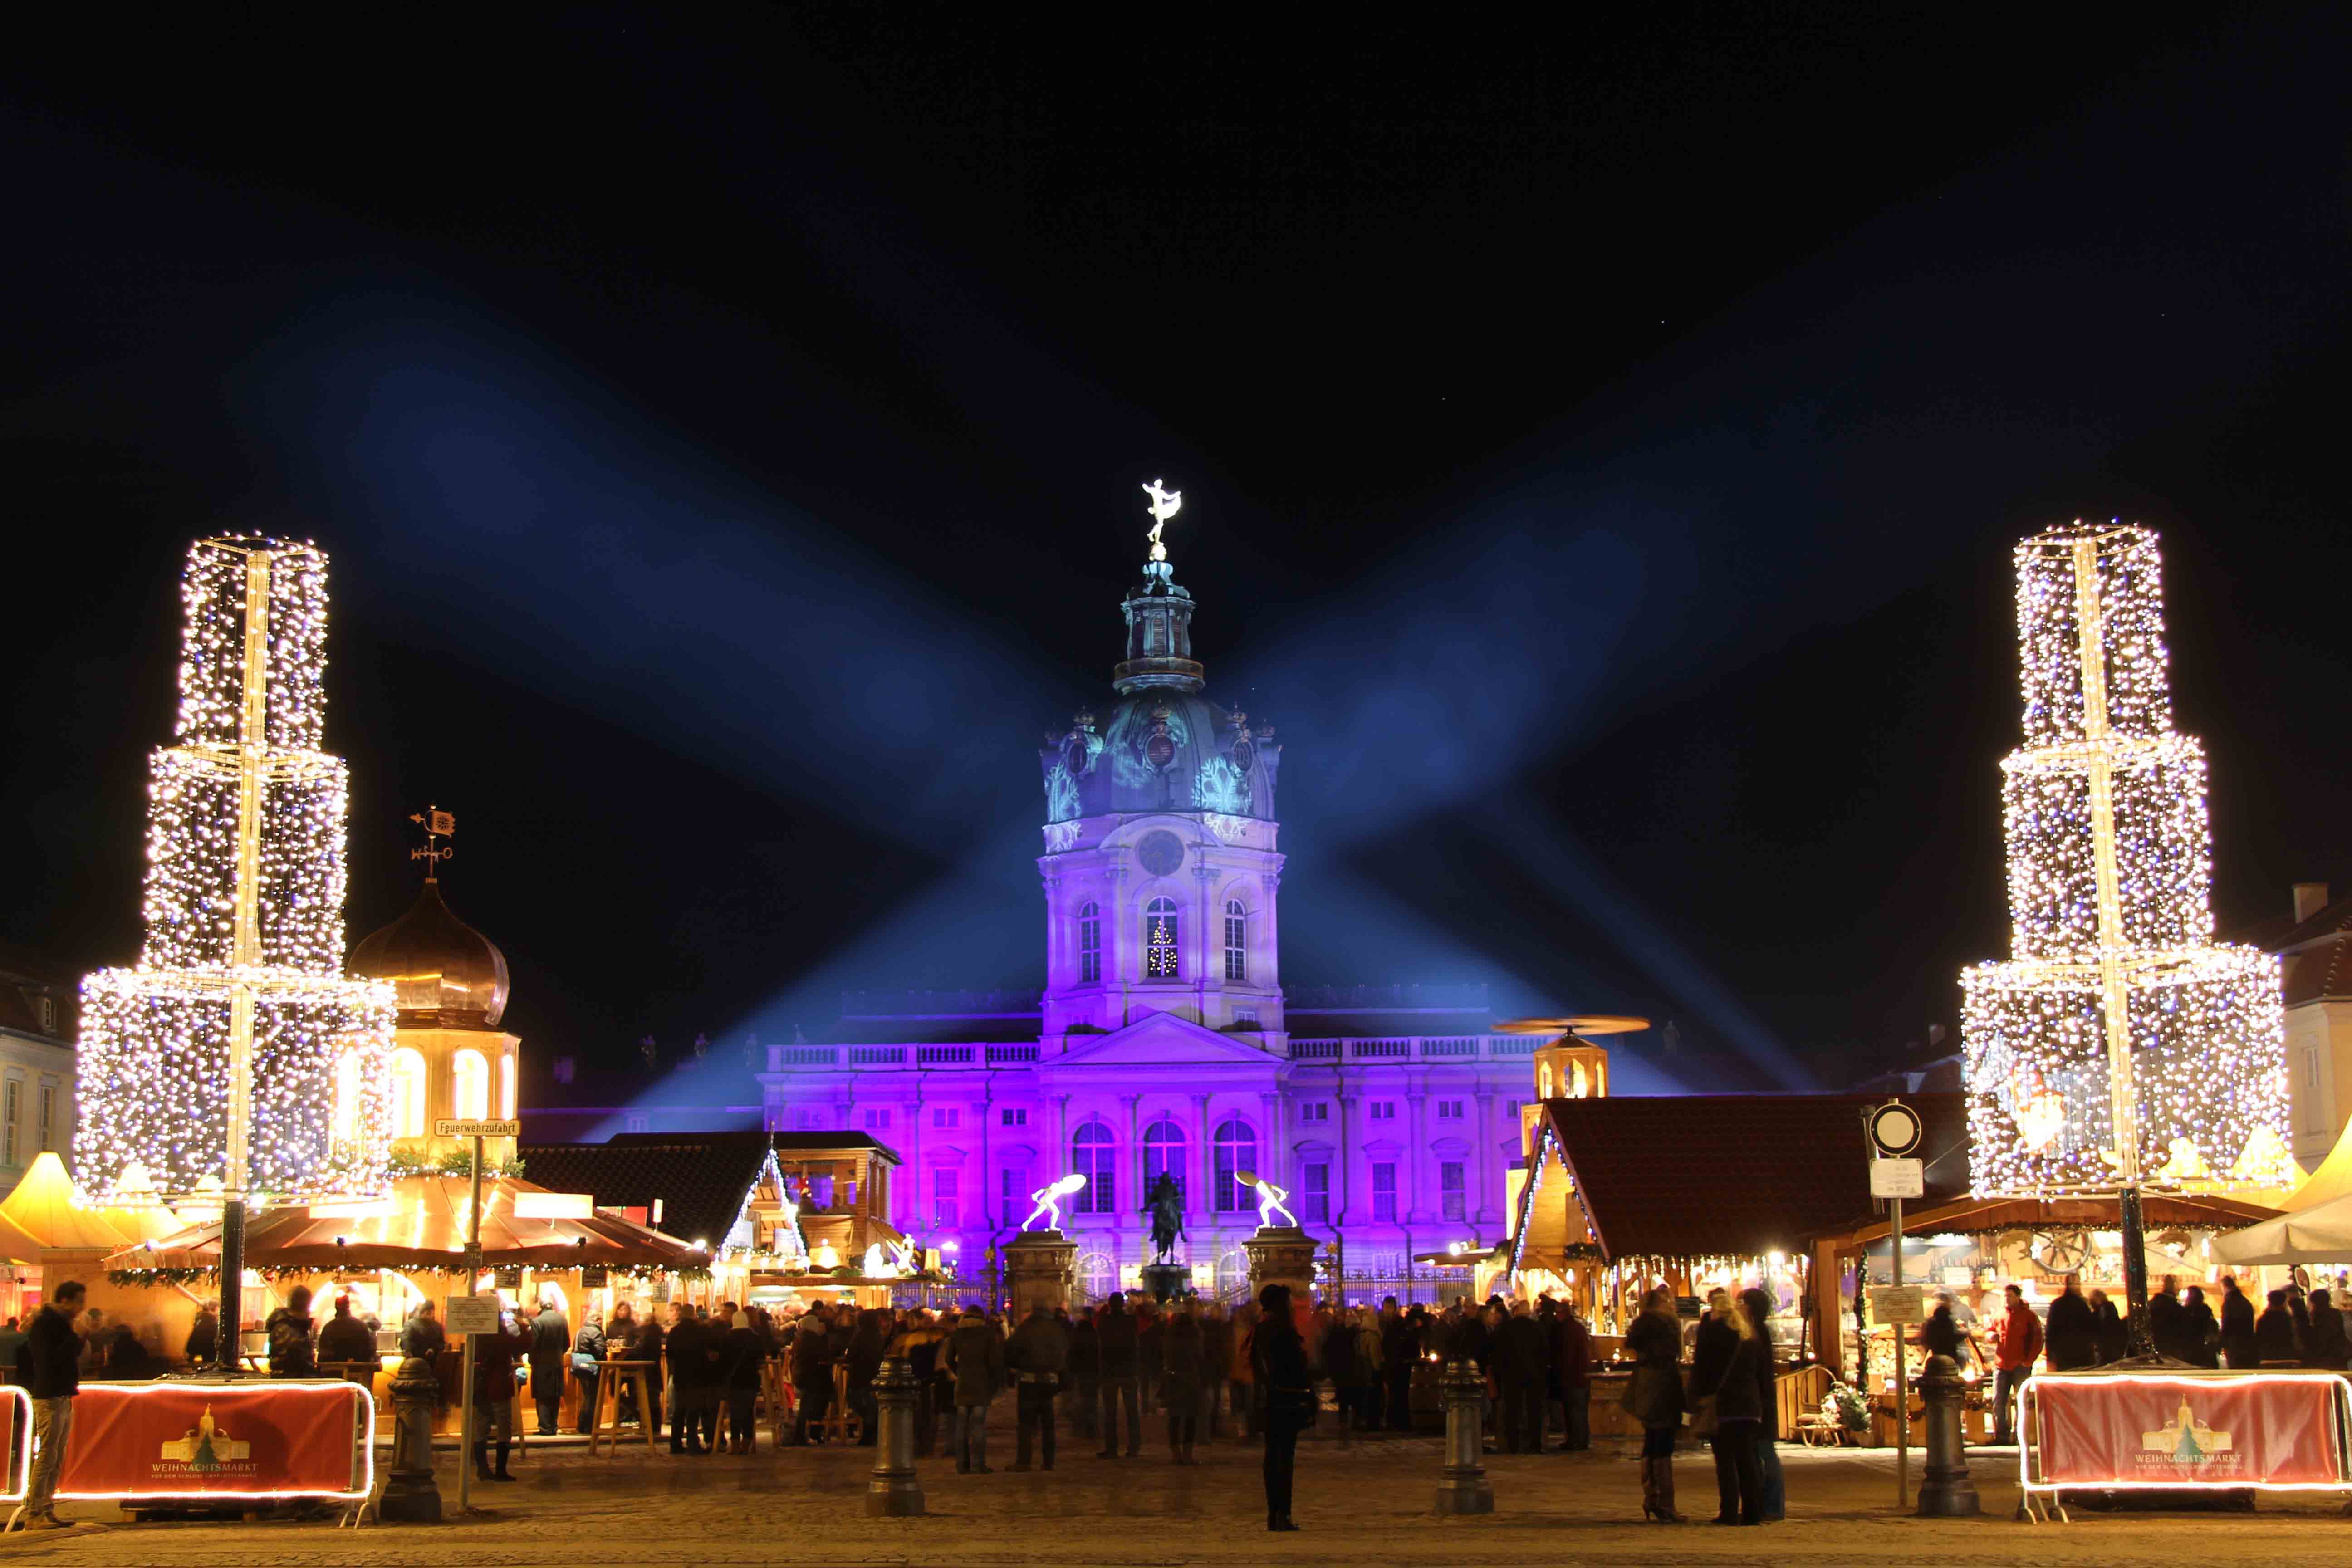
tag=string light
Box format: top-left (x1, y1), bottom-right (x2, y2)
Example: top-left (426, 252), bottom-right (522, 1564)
top-left (1963, 522), bottom-right (2289, 1196)
top-left (77, 538), bottom-right (395, 1205)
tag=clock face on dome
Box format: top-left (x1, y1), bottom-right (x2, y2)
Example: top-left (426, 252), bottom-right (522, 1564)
top-left (1136, 830), bottom-right (1185, 878)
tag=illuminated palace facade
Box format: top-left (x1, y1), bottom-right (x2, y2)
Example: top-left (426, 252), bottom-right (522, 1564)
top-left (755, 530), bottom-right (1545, 1301)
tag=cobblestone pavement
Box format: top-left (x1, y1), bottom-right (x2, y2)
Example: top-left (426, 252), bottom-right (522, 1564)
top-left (2, 1422), bottom-right (2347, 1566)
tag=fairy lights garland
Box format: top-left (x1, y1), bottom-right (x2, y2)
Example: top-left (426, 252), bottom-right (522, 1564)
top-left (77, 538), bottom-right (395, 1206)
top-left (1963, 523), bottom-right (2289, 1196)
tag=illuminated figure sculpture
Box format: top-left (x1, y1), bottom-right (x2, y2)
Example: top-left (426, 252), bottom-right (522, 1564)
top-left (1961, 522), bottom-right (2289, 1196)
top-left (1233, 1169), bottom-right (1298, 1229)
top-left (1141, 477), bottom-right (1181, 561)
top-left (1024, 1173), bottom-right (1087, 1232)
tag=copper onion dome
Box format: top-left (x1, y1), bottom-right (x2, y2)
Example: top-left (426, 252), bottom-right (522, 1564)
top-left (349, 875), bottom-right (510, 1028)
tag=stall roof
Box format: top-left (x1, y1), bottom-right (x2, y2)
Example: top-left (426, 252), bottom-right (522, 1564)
top-left (518, 1138), bottom-right (780, 1250)
top-left (1542, 1093), bottom-right (1970, 1261)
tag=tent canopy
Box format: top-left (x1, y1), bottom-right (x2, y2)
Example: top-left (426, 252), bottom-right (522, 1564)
top-left (103, 1174), bottom-right (710, 1275)
top-left (0, 1152), bottom-right (132, 1253)
top-left (2213, 1191), bottom-right (2352, 1265)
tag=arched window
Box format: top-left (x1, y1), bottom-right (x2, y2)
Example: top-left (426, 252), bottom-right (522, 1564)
top-left (452, 1048), bottom-right (489, 1121)
top-left (1144, 897), bottom-right (1180, 980)
top-left (1213, 1117), bottom-right (1257, 1212)
top-left (1142, 1116), bottom-right (1185, 1209)
top-left (1073, 1121), bottom-right (1116, 1213)
top-left (332, 1050), bottom-right (363, 1151)
top-left (1077, 902), bottom-right (1101, 984)
top-left (1224, 900), bottom-right (1247, 981)
top-left (500, 1053), bottom-right (517, 1118)
top-left (391, 1048), bottom-right (427, 1139)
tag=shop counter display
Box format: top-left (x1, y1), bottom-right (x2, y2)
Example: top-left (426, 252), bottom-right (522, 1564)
top-left (52, 1378), bottom-right (372, 1510)
top-left (2019, 1369), bottom-right (2352, 1521)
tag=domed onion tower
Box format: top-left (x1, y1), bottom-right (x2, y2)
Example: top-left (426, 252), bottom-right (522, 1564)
top-left (1035, 483), bottom-right (1285, 1047)
top-left (349, 808), bottom-right (520, 1167)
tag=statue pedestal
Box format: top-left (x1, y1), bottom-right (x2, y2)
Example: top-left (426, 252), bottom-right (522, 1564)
top-left (1244, 1225), bottom-right (1318, 1306)
top-left (1004, 1230), bottom-right (1078, 1318)
top-left (1140, 1262), bottom-right (1191, 1303)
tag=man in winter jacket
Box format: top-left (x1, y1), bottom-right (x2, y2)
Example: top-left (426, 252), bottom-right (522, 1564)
top-left (1095, 1295), bottom-right (1141, 1457)
top-left (317, 1294), bottom-right (377, 1366)
top-left (526, 1298), bottom-right (571, 1435)
top-left (265, 1285), bottom-right (318, 1377)
top-left (943, 1308), bottom-right (1006, 1472)
top-left (23, 1281), bottom-right (86, 1529)
top-left (2043, 1277), bottom-right (2098, 1370)
top-left (1991, 1285), bottom-right (2043, 1445)
top-left (1005, 1302), bottom-right (1070, 1470)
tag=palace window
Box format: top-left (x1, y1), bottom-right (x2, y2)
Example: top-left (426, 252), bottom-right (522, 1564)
top-left (1078, 901), bottom-right (1101, 983)
top-left (1437, 1099), bottom-right (1463, 1120)
top-left (1002, 1163), bottom-right (1029, 1217)
top-left (1224, 901), bottom-right (1247, 981)
top-left (624, 1113), bottom-right (649, 1134)
top-left (863, 1107), bottom-right (892, 1130)
top-left (453, 1048), bottom-right (489, 1121)
top-left (1073, 1121), bottom-right (1116, 1213)
top-left (931, 1166), bottom-right (959, 1229)
top-left (1369, 1101), bottom-right (1396, 1122)
top-left (932, 1107), bottom-right (959, 1129)
top-left (391, 1048), bottom-right (427, 1138)
top-left (1002, 1107), bottom-right (1027, 1127)
top-left (3, 1081), bottom-right (18, 1165)
top-left (1299, 1102), bottom-right (1328, 1123)
top-left (1142, 1117), bottom-right (1186, 1207)
top-left (1372, 1162), bottom-right (1397, 1223)
top-left (37, 1086), bottom-right (52, 1153)
top-left (1213, 1118), bottom-right (1257, 1212)
top-left (1144, 897), bottom-right (1180, 979)
top-left (1303, 1161), bottom-right (1330, 1222)
top-left (1441, 1160), bottom-right (1466, 1221)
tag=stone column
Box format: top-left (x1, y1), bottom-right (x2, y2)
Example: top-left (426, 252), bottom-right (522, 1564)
top-left (1005, 1230), bottom-right (1079, 1320)
top-left (1406, 1086), bottom-right (1434, 1224)
top-left (1122, 1092), bottom-right (1141, 1275)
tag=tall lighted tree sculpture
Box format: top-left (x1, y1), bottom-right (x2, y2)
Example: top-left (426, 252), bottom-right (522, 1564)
top-left (77, 538), bottom-right (394, 1354)
top-left (1963, 522), bottom-right (2290, 1218)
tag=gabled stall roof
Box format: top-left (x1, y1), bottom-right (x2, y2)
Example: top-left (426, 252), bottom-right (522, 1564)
top-left (518, 1138), bottom-right (779, 1250)
top-left (1542, 1093), bottom-right (1970, 1261)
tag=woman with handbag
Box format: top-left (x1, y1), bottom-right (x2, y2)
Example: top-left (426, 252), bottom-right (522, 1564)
top-left (1695, 1294), bottom-right (1768, 1525)
top-left (1620, 1286), bottom-right (1686, 1521)
top-left (1249, 1284), bottom-right (1312, 1531)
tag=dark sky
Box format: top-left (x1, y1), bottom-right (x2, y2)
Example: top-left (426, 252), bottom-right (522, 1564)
top-left (6, 9), bottom-right (2349, 1091)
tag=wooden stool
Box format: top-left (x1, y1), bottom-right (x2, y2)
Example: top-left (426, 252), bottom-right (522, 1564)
top-left (589, 1361), bottom-right (659, 1457)
top-left (819, 1363), bottom-right (859, 1445)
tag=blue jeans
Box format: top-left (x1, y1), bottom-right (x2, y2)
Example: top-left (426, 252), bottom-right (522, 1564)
top-left (1993, 1367), bottom-right (2027, 1443)
top-left (954, 1403), bottom-right (989, 1469)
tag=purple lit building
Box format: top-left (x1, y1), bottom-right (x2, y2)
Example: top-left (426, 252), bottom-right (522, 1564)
top-left (743, 536), bottom-right (1547, 1301)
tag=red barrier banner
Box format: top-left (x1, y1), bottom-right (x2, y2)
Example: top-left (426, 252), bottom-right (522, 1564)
top-left (2029, 1372), bottom-right (2348, 1490)
top-left (0, 1387), bottom-right (27, 1501)
top-left (56, 1380), bottom-right (371, 1501)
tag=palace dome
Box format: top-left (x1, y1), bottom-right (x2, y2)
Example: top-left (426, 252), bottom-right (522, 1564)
top-left (349, 876), bottom-right (510, 1028)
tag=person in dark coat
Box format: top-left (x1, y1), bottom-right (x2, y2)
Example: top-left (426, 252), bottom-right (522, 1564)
top-left (2255, 1289), bottom-right (2300, 1364)
top-left (184, 1299), bottom-right (220, 1368)
top-left (317, 1294), bottom-right (376, 1367)
top-left (2220, 1276), bottom-right (2258, 1368)
top-left (2043, 1278), bottom-right (2097, 1370)
top-left (2087, 1289), bottom-right (2127, 1365)
top-left (2308, 1289), bottom-right (2351, 1370)
top-left (1737, 1285), bottom-right (1785, 1522)
top-left (631, 1308), bottom-right (669, 1443)
top-left (1095, 1294), bottom-right (1142, 1458)
top-left (1160, 1304), bottom-right (1205, 1463)
top-left (1067, 1307), bottom-right (1102, 1441)
top-left (265, 1285), bottom-right (318, 1377)
top-left (718, 1311), bottom-right (764, 1453)
top-left (788, 1304), bottom-right (831, 1444)
top-left (24, 1281), bottom-right (87, 1528)
top-left (2148, 1275), bottom-right (2188, 1362)
top-left (1622, 1287), bottom-right (1686, 1522)
top-left (526, 1297), bottom-right (570, 1435)
top-left (1381, 1300), bottom-right (1419, 1434)
top-left (1319, 1310), bottom-right (1361, 1436)
top-left (1695, 1295), bottom-right (1768, 1526)
top-left (103, 1325), bottom-right (157, 1380)
top-left (572, 1310), bottom-right (607, 1433)
top-left (2180, 1286), bottom-right (2221, 1368)
top-left (1250, 1284), bottom-right (1312, 1532)
top-left (943, 1308), bottom-right (1005, 1473)
top-left (665, 1303), bottom-right (713, 1454)
top-left (1005, 1301), bottom-right (1070, 1470)
top-left (470, 1311), bottom-right (527, 1480)
top-left (1553, 1303), bottom-right (1592, 1451)
top-left (846, 1310), bottom-right (885, 1446)
top-left (1200, 1304), bottom-right (1235, 1439)
top-left (1492, 1302), bottom-right (1548, 1453)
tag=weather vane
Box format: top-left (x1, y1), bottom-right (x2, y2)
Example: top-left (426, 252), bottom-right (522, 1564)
top-left (1142, 478), bottom-right (1182, 562)
top-left (408, 804), bottom-right (455, 879)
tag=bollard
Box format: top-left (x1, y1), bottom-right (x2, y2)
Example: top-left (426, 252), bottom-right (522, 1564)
top-left (866, 1358), bottom-right (926, 1517)
top-left (1915, 1353), bottom-right (1981, 1518)
top-left (378, 1356), bottom-right (443, 1523)
top-left (1433, 1359), bottom-right (1494, 1515)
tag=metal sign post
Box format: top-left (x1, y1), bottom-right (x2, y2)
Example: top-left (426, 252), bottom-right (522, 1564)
top-left (1866, 1101), bottom-right (1926, 1510)
top-left (436, 1119), bottom-right (518, 1512)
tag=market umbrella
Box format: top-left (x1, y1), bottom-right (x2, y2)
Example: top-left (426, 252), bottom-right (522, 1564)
top-left (102, 1173), bottom-right (710, 1277)
top-left (2211, 1190), bottom-right (2352, 1266)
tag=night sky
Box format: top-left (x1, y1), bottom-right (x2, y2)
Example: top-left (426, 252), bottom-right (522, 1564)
top-left (6, 10), bottom-right (2350, 1090)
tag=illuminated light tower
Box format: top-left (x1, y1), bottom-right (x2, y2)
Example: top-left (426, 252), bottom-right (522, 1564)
top-left (1962, 521), bottom-right (2289, 1348)
top-left (76, 538), bottom-right (395, 1361)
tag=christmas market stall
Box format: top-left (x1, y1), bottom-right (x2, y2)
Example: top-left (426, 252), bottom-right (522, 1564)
top-left (103, 1170), bottom-right (710, 1433)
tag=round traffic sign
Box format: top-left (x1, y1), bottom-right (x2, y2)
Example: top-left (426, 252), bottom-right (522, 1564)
top-left (1867, 1100), bottom-right (1923, 1158)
